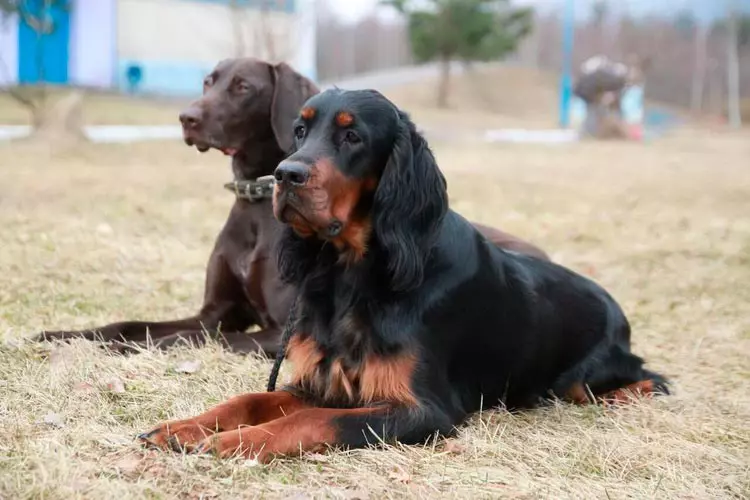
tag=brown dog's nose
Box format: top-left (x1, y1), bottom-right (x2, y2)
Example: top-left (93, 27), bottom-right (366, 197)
top-left (179, 107), bottom-right (202, 129)
top-left (274, 162), bottom-right (310, 187)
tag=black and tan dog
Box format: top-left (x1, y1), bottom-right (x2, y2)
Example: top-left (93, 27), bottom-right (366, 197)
top-left (138, 89), bottom-right (668, 463)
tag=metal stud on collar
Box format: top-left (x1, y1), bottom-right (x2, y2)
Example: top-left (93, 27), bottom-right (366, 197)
top-left (223, 176), bottom-right (276, 202)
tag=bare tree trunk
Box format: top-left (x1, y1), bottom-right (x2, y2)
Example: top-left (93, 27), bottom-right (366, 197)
top-left (437, 54), bottom-right (451, 108)
top-left (228, 0), bottom-right (247, 57)
top-left (259, 0), bottom-right (277, 60)
top-left (0, 1), bottom-right (85, 145)
top-left (726, 2), bottom-right (742, 128)
top-left (691, 24), bottom-right (707, 113)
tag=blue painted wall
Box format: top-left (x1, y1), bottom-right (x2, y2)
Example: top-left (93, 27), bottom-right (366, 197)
top-left (117, 60), bottom-right (214, 96)
top-left (17, 0), bottom-right (70, 84)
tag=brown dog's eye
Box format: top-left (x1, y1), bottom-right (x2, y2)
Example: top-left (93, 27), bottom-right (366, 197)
top-left (294, 125), bottom-right (306, 140)
top-left (203, 75), bottom-right (214, 88)
top-left (344, 130), bottom-right (361, 144)
top-left (235, 80), bottom-right (251, 93)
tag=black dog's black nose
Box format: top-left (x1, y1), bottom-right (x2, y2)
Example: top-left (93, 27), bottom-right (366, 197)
top-left (179, 107), bottom-right (202, 129)
top-left (274, 162), bottom-right (310, 187)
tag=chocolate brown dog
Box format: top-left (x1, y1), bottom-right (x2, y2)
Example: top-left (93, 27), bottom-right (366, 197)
top-left (32, 58), bottom-right (549, 356)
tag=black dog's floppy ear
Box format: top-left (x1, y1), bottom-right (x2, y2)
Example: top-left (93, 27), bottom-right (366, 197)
top-left (270, 62), bottom-right (319, 153)
top-left (372, 111), bottom-right (448, 292)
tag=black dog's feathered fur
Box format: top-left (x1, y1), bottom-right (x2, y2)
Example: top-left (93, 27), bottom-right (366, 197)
top-left (274, 89), bottom-right (669, 445)
top-left (136, 89), bottom-right (669, 462)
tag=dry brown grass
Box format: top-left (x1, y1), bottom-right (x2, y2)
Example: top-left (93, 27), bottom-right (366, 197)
top-left (1, 74), bottom-right (749, 498)
top-left (386, 66), bottom-right (559, 131)
top-left (0, 90), bottom-right (186, 126)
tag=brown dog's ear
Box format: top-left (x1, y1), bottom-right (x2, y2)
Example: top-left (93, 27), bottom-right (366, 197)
top-left (270, 62), bottom-right (319, 153)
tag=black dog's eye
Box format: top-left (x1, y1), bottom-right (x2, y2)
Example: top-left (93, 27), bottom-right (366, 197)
top-left (294, 125), bottom-right (306, 140)
top-left (344, 130), bottom-right (361, 144)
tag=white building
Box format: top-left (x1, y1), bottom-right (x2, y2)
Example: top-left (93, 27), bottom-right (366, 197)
top-left (0, 0), bottom-right (317, 95)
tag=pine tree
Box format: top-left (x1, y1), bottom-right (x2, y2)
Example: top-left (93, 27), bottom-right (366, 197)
top-left (384, 0), bottom-right (532, 107)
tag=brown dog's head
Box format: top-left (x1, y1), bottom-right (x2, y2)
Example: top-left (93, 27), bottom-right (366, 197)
top-left (179, 58), bottom-right (318, 158)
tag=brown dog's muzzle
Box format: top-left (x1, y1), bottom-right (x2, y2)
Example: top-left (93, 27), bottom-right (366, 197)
top-left (179, 98), bottom-right (238, 156)
top-left (179, 104), bottom-right (209, 151)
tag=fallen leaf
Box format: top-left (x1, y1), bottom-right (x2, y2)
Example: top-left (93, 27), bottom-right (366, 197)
top-left (284, 494), bottom-right (312, 500)
top-left (442, 438), bottom-right (467, 455)
top-left (340, 489), bottom-right (371, 500)
top-left (40, 412), bottom-right (65, 428)
top-left (142, 463), bottom-right (168, 479)
top-left (3, 338), bottom-right (23, 349)
top-left (48, 347), bottom-right (74, 367)
top-left (584, 264), bottom-right (598, 277)
top-left (186, 490), bottom-right (219, 500)
top-left (105, 378), bottom-right (126, 393)
top-left (174, 360), bottom-right (202, 374)
top-left (305, 453), bottom-right (329, 463)
top-left (241, 457), bottom-right (260, 468)
top-left (73, 381), bottom-right (96, 393)
top-left (388, 466), bottom-right (411, 484)
top-left (112, 454), bottom-right (142, 475)
top-left (96, 223), bottom-right (113, 235)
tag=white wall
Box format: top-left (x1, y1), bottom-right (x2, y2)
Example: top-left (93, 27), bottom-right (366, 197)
top-left (291, 0), bottom-right (317, 82)
top-left (69, 0), bottom-right (117, 88)
top-left (118, 0), bottom-right (307, 69)
top-left (0, 13), bottom-right (18, 86)
top-left (116, 0), bottom-right (317, 95)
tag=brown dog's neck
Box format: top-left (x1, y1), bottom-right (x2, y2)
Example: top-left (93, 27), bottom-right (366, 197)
top-left (232, 140), bottom-right (286, 181)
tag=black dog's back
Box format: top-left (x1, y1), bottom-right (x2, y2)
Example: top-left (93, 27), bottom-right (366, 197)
top-left (422, 211), bottom-right (668, 412)
top-left (495, 241), bottom-right (670, 400)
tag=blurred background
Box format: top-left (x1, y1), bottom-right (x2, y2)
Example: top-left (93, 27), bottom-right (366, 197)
top-left (0, 0), bottom-right (748, 139)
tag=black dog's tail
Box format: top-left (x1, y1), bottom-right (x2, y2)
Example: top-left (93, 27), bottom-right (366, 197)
top-left (552, 295), bottom-right (670, 400)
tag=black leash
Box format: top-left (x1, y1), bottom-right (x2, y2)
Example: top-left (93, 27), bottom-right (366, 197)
top-left (266, 295), bottom-right (300, 392)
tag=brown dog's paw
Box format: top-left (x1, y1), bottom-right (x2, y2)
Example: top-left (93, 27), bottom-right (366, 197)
top-left (106, 340), bottom-right (143, 355)
top-left (31, 330), bottom-right (103, 343)
top-left (30, 331), bottom-right (67, 343)
top-left (137, 421), bottom-right (217, 452)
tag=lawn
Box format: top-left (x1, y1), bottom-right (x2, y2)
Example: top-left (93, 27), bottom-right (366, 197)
top-left (0, 74), bottom-right (749, 498)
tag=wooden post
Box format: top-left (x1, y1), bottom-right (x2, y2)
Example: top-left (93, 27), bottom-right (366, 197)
top-left (691, 23), bottom-right (707, 113)
top-left (727, 1), bottom-right (742, 128)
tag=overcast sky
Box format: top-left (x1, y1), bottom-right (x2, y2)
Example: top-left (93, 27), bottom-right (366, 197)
top-left (325, 0), bottom-right (743, 24)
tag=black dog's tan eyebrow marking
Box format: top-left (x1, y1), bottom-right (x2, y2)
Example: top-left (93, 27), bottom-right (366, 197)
top-left (335, 111), bottom-right (354, 127)
top-left (300, 107), bottom-right (316, 120)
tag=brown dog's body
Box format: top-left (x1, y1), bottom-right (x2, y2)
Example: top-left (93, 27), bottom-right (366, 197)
top-left (32, 58), bottom-right (548, 356)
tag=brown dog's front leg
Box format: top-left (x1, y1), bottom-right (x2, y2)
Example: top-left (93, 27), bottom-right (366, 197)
top-left (138, 391), bottom-right (311, 451)
top-left (31, 317), bottom-right (208, 344)
top-left (111, 328), bottom-right (282, 356)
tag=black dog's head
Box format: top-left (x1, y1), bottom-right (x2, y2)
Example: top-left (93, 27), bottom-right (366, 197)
top-left (179, 58), bottom-right (318, 157)
top-left (273, 89), bottom-right (448, 292)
